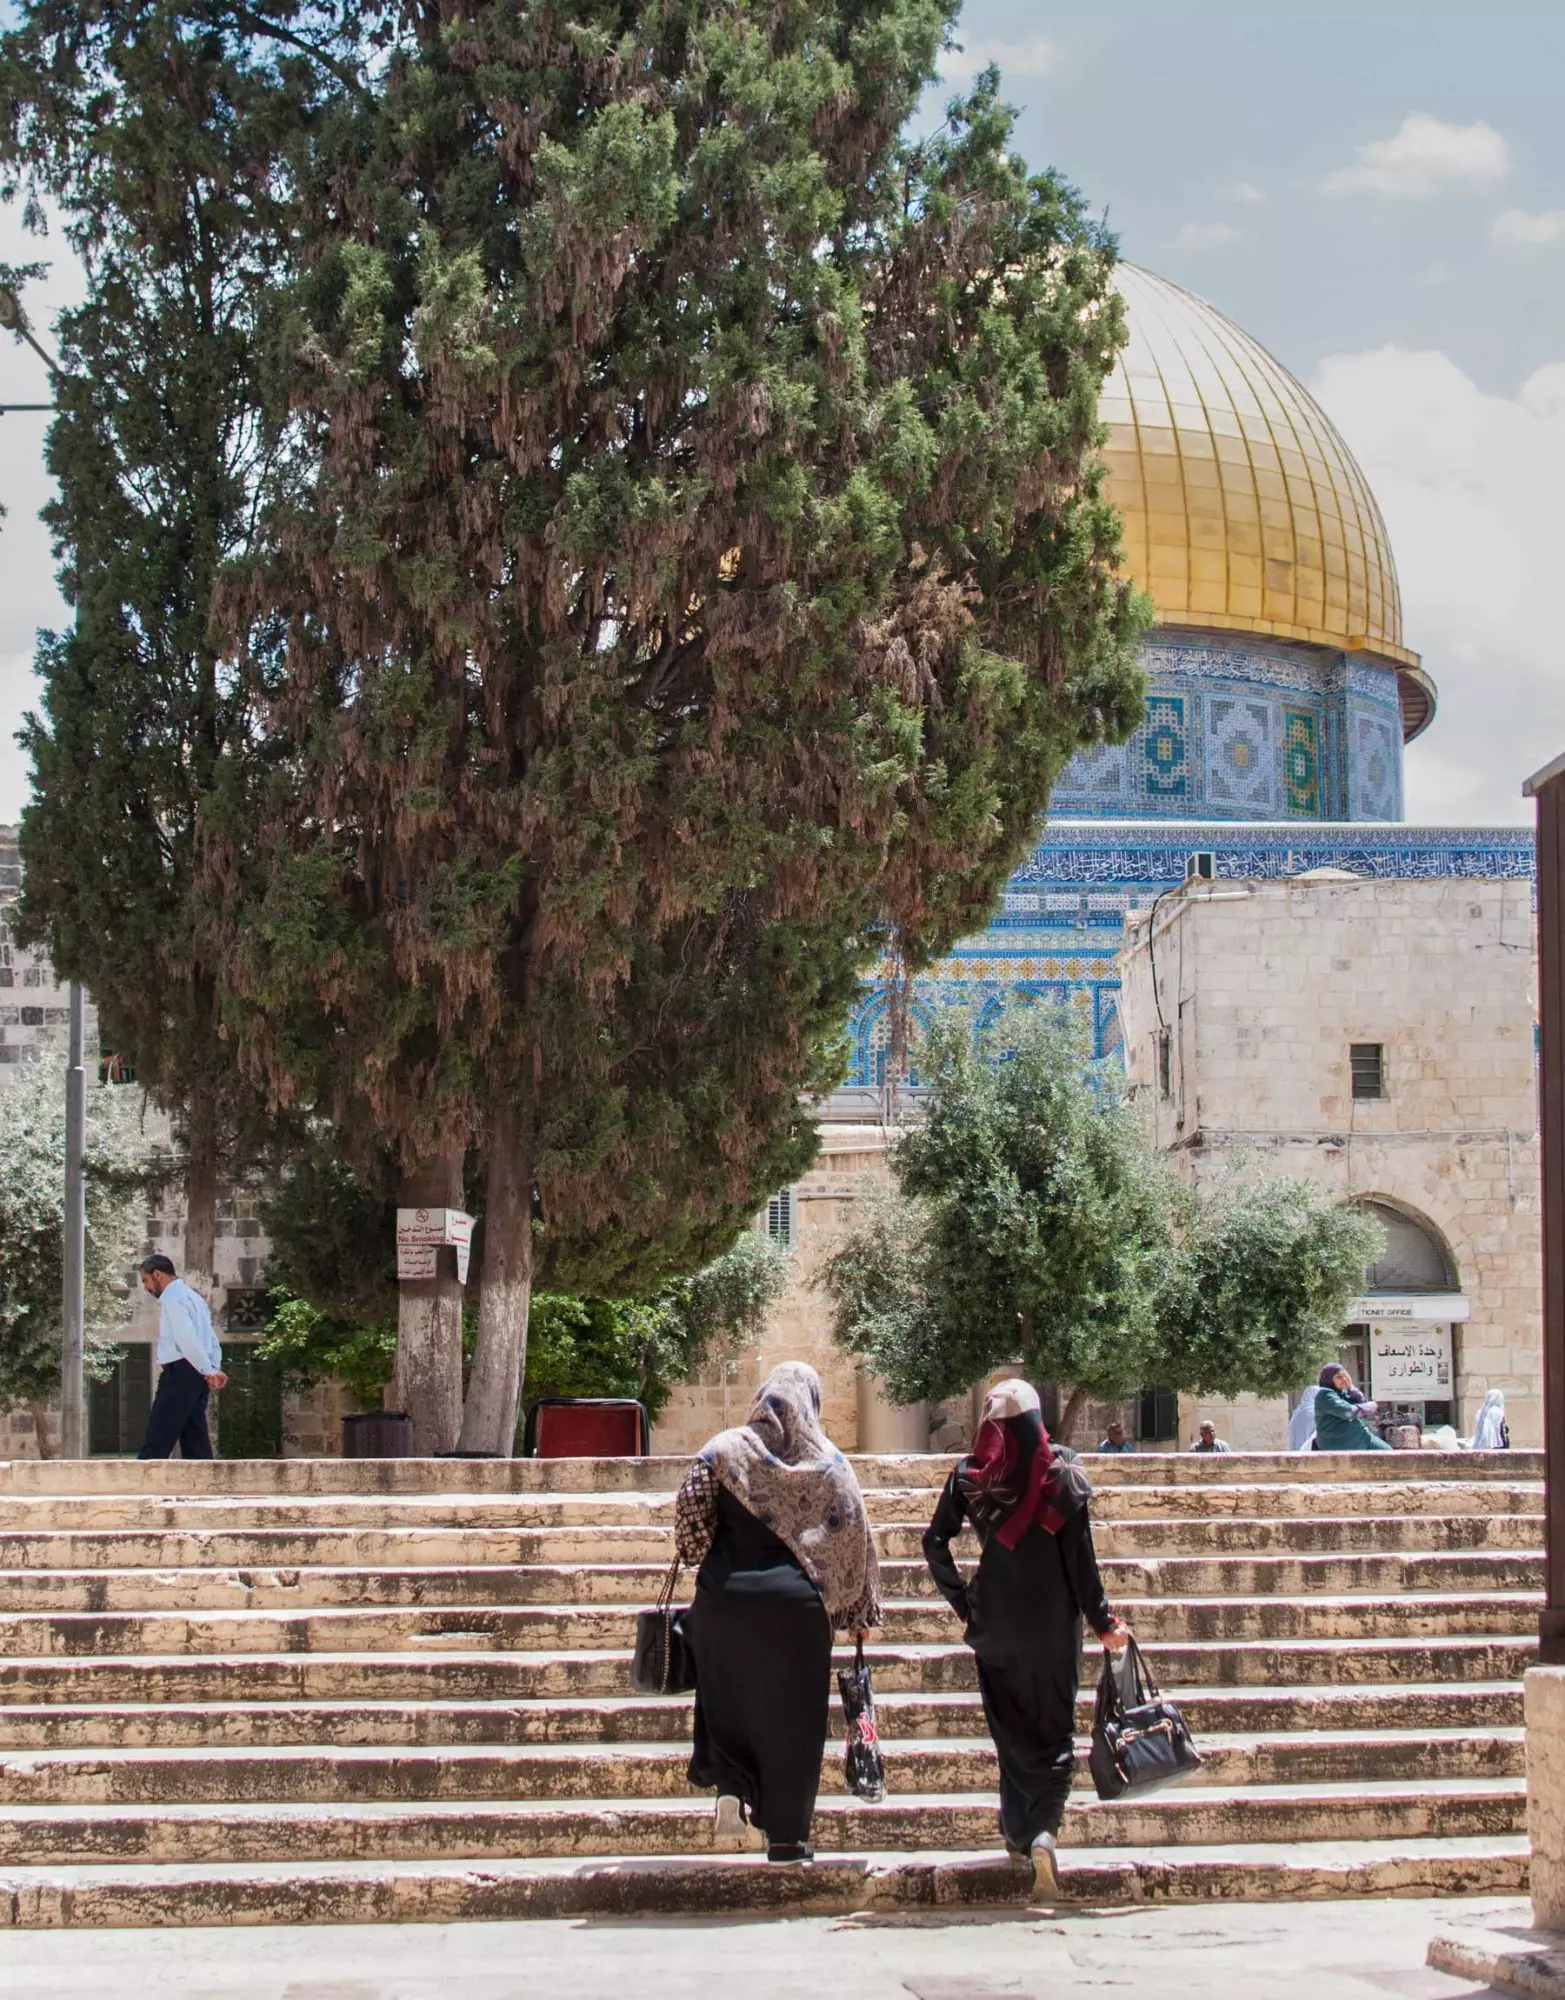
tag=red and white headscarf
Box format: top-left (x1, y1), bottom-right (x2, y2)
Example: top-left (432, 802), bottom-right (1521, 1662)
top-left (958, 1378), bottom-right (1090, 1546)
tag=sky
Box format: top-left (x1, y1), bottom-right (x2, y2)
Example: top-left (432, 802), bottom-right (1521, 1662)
top-left (2, 0), bottom-right (1563, 824)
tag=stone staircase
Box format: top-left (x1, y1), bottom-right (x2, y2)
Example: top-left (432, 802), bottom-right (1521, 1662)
top-left (0, 1449), bottom-right (1540, 1926)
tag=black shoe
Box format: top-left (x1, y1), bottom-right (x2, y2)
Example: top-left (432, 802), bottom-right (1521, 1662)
top-left (766, 1841), bottom-right (814, 1865)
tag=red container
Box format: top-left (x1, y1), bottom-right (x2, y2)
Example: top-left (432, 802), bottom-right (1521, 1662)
top-left (525, 1398), bottom-right (649, 1458)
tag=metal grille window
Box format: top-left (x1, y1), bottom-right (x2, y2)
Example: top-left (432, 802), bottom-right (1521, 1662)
top-left (766, 1189), bottom-right (794, 1248)
top-left (1350, 1043), bottom-right (1386, 1100)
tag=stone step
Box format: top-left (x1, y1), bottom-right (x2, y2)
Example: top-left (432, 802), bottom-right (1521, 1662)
top-left (0, 1511), bottom-right (1542, 1568)
top-left (0, 1632), bottom-right (1531, 1704)
top-left (0, 1680), bottom-right (1524, 1750)
top-left (0, 1548), bottom-right (1538, 1615)
top-left (0, 1727), bottom-right (1522, 1808)
top-left (0, 1779), bottom-right (1525, 1867)
top-left (0, 1835), bottom-right (1531, 1929)
top-left (0, 1482), bottom-right (1540, 1539)
top-left (0, 1452), bottom-right (1536, 1497)
top-left (0, 1589), bottom-right (1535, 1656)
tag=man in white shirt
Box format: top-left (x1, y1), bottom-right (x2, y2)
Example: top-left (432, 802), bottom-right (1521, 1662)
top-left (136, 1254), bottom-right (228, 1460)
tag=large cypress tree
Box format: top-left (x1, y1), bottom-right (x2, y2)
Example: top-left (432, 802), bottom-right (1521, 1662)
top-left (209, 4), bottom-right (1149, 1452)
top-left (0, 1), bottom-right (356, 1294)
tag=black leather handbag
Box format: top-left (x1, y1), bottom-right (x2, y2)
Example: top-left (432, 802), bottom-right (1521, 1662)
top-left (1088, 1637), bottom-right (1202, 1801)
top-left (631, 1556), bottom-right (696, 1695)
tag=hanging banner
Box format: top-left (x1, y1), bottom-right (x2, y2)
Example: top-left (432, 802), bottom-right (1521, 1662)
top-left (1369, 1322), bottom-right (1453, 1400)
top-left (396, 1207), bottom-right (475, 1284)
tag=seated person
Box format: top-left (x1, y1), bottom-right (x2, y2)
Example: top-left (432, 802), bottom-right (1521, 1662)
top-left (1314, 1365), bottom-right (1392, 1452)
top-left (1189, 1421), bottom-right (1231, 1454)
top-left (1096, 1420), bottom-right (1135, 1454)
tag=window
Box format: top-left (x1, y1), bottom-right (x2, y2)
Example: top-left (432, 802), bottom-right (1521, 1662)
top-left (1137, 1386), bottom-right (1178, 1441)
top-left (1350, 1043), bottom-right (1386, 1099)
top-left (766, 1188), bottom-right (794, 1248)
top-left (225, 1287), bottom-right (272, 1335)
top-left (1157, 1028), bottom-right (1173, 1098)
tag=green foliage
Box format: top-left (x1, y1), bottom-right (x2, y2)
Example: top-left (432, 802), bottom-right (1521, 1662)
top-left (0, 0), bottom-right (348, 1229)
top-left (258, 1137), bottom-right (399, 1333)
top-left (1158, 1176), bottom-right (1383, 1401)
top-left (820, 1010), bottom-right (1383, 1423)
top-left (0, 1062), bottom-right (146, 1415)
top-left (201, 3), bottom-right (1149, 1389)
top-left (257, 1226), bottom-right (791, 1427)
top-left (255, 1292), bottom-right (397, 1410)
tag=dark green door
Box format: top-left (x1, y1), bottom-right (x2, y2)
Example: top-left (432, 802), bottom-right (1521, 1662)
top-left (87, 1347), bottom-right (153, 1456)
top-left (214, 1344), bottom-right (284, 1458)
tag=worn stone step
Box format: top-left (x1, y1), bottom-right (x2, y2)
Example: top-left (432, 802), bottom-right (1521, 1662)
top-left (0, 1833), bottom-right (1532, 1929)
top-left (0, 1512), bottom-right (1542, 1572)
top-left (0, 1479), bottom-right (1540, 1540)
top-left (0, 1779), bottom-right (1525, 1866)
top-left (0, 1452), bottom-right (1537, 1500)
top-left (0, 1548), bottom-right (1538, 1615)
top-left (0, 1726), bottom-right (1522, 1810)
top-left (0, 1679), bottom-right (1522, 1751)
top-left (0, 1631), bottom-right (1531, 1707)
top-left (0, 1588), bottom-right (1535, 1656)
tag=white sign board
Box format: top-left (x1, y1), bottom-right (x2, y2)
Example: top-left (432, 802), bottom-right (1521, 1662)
top-left (396, 1208), bottom-right (475, 1285)
top-left (1346, 1292), bottom-right (1470, 1323)
top-left (1369, 1322), bottom-right (1453, 1400)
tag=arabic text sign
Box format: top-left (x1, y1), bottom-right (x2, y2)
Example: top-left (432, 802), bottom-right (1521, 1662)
top-left (1369, 1322), bottom-right (1453, 1400)
top-left (395, 1208), bottom-right (475, 1284)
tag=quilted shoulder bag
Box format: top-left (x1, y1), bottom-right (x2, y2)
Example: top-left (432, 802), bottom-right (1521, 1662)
top-left (1087, 1636), bottom-right (1202, 1801)
top-left (631, 1554), bottom-right (696, 1694)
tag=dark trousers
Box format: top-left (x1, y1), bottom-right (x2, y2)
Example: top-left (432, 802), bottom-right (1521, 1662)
top-left (138, 1358), bottom-right (213, 1460)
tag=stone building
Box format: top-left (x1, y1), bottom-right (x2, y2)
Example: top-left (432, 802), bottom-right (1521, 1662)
top-left (1115, 871), bottom-right (1541, 1446)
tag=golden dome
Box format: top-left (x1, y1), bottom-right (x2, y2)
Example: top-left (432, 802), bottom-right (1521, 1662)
top-left (1102, 266), bottom-right (1433, 739)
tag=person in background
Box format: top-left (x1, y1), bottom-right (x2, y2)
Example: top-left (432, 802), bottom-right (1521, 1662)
top-left (136, 1254), bottom-right (226, 1460)
top-left (1288, 1389), bottom-right (1320, 1451)
top-left (1189, 1421), bottom-right (1231, 1454)
top-left (923, 1379), bottom-right (1129, 1899)
top-left (1313, 1364), bottom-right (1393, 1452)
top-left (1469, 1387), bottom-right (1510, 1450)
top-left (675, 1361), bottom-right (880, 1865)
top-left (1096, 1420), bottom-right (1135, 1454)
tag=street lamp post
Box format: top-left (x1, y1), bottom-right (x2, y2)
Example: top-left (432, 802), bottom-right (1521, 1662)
top-left (0, 284), bottom-right (88, 1459)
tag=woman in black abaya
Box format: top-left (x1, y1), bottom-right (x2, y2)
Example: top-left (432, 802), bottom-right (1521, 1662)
top-left (923, 1379), bottom-right (1129, 1893)
top-left (676, 1362), bottom-right (881, 1864)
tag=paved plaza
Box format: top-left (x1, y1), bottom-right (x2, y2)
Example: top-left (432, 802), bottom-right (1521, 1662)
top-left (0, 1899), bottom-right (1527, 2000)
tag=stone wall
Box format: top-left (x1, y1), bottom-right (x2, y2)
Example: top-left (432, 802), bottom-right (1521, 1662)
top-left (651, 1125), bottom-right (895, 1457)
top-left (1118, 872), bottom-right (1542, 1446)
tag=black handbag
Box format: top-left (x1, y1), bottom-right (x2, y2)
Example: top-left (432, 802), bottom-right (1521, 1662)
top-left (1088, 1637), bottom-right (1202, 1801)
top-left (838, 1635), bottom-right (887, 1804)
top-left (631, 1555), bottom-right (696, 1694)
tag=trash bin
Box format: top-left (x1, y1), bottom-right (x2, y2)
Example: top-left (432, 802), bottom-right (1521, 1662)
top-left (341, 1411), bottom-right (415, 1458)
top-left (523, 1398), bottom-right (649, 1457)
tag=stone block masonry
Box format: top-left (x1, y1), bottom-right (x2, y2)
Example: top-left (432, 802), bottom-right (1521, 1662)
top-left (1119, 874), bottom-right (1542, 1445)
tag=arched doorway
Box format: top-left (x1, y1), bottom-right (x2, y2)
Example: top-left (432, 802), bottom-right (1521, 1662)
top-left (1342, 1199), bottom-right (1468, 1433)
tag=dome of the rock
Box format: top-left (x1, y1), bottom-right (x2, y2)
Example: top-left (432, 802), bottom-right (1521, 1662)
top-left (1100, 266), bottom-right (1434, 743)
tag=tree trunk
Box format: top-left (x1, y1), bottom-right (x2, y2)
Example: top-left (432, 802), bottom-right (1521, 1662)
top-left (182, 1090), bottom-right (221, 1309)
top-left (29, 1399), bottom-right (57, 1461)
top-left (1055, 1383), bottom-right (1089, 1445)
top-left (393, 1151), bottom-right (466, 1457)
top-left (458, 1104), bottom-right (533, 1456)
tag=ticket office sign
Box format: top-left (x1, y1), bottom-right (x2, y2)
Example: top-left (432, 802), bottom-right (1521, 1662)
top-left (395, 1207), bottom-right (475, 1284)
top-left (1369, 1322), bottom-right (1453, 1400)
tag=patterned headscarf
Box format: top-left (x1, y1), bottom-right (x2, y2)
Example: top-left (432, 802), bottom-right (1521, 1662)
top-left (701, 1361), bottom-right (881, 1629)
top-left (958, 1378), bottom-right (1089, 1546)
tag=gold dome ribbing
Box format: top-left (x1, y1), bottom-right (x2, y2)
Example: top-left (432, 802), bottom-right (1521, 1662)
top-left (1103, 267), bottom-right (1422, 698)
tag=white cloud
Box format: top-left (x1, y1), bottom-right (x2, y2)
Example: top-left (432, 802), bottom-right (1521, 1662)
top-left (1491, 206), bottom-right (1565, 246)
top-left (1222, 181), bottom-right (1266, 206)
top-left (1311, 345), bottom-right (1565, 825)
top-left (1321, 114), bottom-right (1510, 199)
top-left (939, 34), bottom-right (1060, 85)
top-left (1170, 221), bottom-right (1242, 252)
